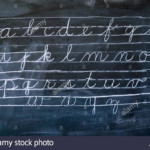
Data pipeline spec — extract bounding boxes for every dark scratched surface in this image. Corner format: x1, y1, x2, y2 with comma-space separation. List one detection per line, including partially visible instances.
0, 0, 150, 135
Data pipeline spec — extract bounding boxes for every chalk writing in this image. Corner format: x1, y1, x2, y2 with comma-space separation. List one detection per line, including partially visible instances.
0, 16, 149, 117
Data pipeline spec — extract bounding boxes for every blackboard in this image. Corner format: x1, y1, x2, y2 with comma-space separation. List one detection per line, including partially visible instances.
0, 0, 150, 136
